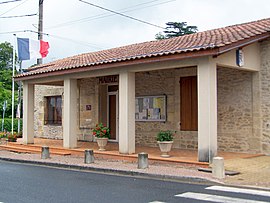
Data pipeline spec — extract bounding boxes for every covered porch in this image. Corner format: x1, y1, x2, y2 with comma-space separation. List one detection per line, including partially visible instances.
21, 53, 260, 163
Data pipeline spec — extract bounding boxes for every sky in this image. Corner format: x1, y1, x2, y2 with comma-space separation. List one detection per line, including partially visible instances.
0, 0, 270, 69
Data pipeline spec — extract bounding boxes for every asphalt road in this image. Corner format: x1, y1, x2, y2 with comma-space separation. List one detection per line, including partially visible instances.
0, 160, 269, 203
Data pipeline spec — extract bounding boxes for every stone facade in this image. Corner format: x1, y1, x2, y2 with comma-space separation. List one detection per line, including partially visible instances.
135, 68, 198, 149
34, 85, 63, 139
217, 68, 253, 152
260, 38, 270, 154
77, 78, 99, 141
34, 79, 99, 142
33, 39, 270, 154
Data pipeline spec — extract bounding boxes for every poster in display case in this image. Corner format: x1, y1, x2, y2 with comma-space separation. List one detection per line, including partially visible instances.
135, 95, 166, 121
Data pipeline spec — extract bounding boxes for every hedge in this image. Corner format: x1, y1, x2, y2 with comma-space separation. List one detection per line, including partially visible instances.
0, 118, 23, 133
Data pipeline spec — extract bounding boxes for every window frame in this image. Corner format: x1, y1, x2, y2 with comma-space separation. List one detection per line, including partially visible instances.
44, 95, 62, 125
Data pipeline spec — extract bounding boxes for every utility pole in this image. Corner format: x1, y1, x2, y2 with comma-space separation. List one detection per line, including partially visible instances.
37, 0, 44, 65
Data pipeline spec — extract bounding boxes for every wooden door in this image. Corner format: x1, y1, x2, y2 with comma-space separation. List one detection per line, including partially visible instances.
180, 76, 198, 131
109, 95, 117, 140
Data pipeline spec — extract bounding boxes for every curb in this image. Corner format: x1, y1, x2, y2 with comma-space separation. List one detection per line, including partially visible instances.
0, 156, 219, 185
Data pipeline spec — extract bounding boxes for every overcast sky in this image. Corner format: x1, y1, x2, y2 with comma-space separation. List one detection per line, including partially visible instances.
0, 0, 270, 68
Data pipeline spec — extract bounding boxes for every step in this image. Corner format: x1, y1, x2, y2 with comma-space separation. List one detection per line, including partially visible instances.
6, 142, 72, 155
0, 145, 71, 156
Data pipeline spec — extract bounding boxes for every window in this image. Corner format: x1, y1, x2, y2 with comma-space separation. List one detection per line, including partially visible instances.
180, 76, 198, 131
44, 96, 62, 125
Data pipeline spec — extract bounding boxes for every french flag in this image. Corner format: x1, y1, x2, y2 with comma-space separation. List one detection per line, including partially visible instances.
17, 38, 50, 61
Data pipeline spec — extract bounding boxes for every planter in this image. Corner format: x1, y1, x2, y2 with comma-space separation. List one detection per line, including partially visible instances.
8, 138, 17, 142
157, 141, 173, 158
96, 138, 108, 151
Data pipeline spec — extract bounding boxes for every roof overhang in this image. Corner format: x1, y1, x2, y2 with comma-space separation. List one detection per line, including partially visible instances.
14, 48, 219, 81
14, 32, 270, 82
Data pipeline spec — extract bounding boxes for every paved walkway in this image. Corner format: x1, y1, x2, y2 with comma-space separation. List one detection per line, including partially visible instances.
8, 138, 261, 165
224, 156, 270, 188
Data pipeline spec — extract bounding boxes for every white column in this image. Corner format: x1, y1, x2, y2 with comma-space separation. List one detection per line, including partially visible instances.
63, 78, 78, 148
23, 82, 34, 144
198, 58, 217, 162
119, 71, 135, 154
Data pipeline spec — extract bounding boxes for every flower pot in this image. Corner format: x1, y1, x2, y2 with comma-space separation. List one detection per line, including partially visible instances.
157, 141, 173, 158
96, 138, 108, 151
8, 138, 17, 142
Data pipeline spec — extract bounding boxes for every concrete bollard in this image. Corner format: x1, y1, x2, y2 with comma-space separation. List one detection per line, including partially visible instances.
138, 152, 149, 169
212, 157, 225, 179
41, 146, 50, 159
84, 149, 94, 164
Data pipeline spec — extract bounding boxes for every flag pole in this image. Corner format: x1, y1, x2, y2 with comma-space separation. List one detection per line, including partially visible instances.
11, 34, 16, 134
37, 0, 44, 65
17, 61, 22, 134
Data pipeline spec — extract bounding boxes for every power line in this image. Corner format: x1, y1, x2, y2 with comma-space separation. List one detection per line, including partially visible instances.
0, 29, 106, 50
47, 0, 175, 30
49, 34, 106, 50
78, 0, 165, 29
0, 13, 37, 18
0, 30, 26, 34
0, 0, 31, 16
0, 0, 23, 4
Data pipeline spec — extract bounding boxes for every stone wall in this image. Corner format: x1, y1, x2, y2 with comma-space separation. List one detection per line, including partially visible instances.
217, 68, 253, 152
260, 38, 270, 154
34, 80, 99, 141
135, 70, 175, 147
78, 78, 99, 141
135, 68, 198, 149
34, 85, 64, 139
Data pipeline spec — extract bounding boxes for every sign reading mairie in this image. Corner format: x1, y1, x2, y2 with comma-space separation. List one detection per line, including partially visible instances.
98, 75, 119, 84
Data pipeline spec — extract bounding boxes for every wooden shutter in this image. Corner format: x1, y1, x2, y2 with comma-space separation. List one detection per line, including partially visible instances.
180, 76, 198, 131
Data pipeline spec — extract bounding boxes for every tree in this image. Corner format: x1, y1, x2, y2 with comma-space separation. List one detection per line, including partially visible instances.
0, 42, 18, 119
0, 42, 14, 70
155, 22, 198, 40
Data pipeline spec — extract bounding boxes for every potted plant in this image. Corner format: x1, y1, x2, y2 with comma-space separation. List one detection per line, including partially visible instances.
92, 123, 110, 151
156, 130, 174, 158
7, 132, 17, 142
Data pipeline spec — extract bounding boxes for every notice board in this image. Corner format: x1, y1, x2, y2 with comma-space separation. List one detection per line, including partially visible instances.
135, 95, 166, 121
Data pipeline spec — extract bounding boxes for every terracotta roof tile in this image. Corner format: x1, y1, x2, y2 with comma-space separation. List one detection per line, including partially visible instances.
17, 18, 270, 79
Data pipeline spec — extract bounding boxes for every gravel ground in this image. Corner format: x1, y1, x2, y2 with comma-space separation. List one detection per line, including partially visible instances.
224, 156, 270, 188
0, 150, 220, 184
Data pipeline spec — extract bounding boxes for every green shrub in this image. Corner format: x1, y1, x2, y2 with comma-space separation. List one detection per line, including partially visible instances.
156, 130, 175, 142
0, 118, 22, 133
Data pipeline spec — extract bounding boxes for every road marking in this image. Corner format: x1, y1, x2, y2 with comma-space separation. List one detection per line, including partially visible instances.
149, 201, 166, 203
176, 192, 269, 203
206, 186, 270, 197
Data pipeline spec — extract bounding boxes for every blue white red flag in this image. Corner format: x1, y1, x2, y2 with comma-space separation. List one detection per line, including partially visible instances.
17, 38, 50, 60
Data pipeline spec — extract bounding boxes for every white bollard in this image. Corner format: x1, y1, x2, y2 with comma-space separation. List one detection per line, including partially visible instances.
212, 157, 225, 179
84, 149, 94, 164
41, 146, 50, 159
138, 152, 149, 169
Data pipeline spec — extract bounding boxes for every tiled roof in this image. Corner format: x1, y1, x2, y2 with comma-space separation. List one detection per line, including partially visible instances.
16, 18, 270, 79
